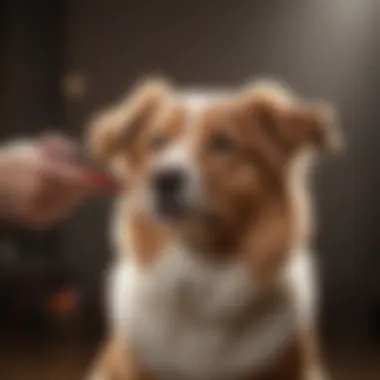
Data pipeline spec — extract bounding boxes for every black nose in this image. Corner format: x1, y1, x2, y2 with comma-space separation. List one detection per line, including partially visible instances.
153, 169, 185, 195
151, 169, 186, 217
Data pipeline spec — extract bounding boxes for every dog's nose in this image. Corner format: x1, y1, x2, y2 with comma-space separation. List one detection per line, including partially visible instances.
151, 169, 187, 218
153, 169, 185, 196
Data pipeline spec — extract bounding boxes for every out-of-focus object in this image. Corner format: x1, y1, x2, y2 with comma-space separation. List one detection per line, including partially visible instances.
62, 72, 88, 100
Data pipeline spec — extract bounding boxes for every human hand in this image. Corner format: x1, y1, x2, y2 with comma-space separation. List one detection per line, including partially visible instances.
0, 135, 119, 228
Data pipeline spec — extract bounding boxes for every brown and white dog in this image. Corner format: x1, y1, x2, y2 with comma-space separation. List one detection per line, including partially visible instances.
86, 77, 342, 380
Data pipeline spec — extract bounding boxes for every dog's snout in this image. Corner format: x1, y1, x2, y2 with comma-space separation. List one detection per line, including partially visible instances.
153, 169, 185, 196
151, 168, 189, 218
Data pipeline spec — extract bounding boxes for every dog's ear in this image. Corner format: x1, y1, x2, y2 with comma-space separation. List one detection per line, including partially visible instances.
240, 80, 343, 166
282, 101, 343, 153
87, 77, 170, 164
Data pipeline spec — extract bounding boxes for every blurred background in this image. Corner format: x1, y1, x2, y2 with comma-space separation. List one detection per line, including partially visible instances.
0, 0, 379, 379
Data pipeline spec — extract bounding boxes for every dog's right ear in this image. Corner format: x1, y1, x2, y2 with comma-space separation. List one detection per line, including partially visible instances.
87, 78, 170, 164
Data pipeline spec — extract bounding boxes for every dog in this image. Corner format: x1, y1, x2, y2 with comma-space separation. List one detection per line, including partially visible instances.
86, 76, 342, 380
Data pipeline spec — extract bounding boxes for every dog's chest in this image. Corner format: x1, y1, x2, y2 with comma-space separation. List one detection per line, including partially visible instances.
109, 247, 294, 380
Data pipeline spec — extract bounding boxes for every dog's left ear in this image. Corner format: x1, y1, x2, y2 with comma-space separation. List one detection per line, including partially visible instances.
284, 102, 343, 153
240, 80, 344, 160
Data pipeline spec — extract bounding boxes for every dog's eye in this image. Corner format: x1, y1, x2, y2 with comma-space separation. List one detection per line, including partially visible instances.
209, 134, 235, 153
149, 135, 168, 151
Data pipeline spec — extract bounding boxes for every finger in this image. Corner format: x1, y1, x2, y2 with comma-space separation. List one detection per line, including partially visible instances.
42, 159, 122, 194
38, 135, 80, 164
27, 178, 88, 227
41, 160, 88, 185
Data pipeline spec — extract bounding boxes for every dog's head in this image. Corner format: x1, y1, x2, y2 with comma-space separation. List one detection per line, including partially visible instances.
88, 77, 341, 258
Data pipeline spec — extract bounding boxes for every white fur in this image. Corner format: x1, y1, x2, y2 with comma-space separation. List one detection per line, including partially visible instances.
286, 248, 318, 327
105, 245, 316, 380
285, 249, 328, 380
